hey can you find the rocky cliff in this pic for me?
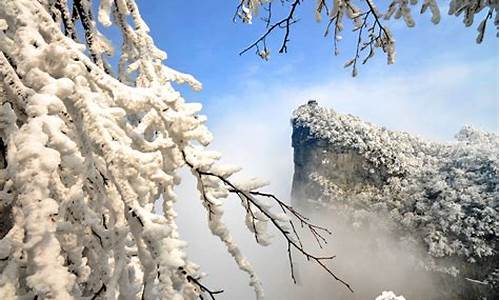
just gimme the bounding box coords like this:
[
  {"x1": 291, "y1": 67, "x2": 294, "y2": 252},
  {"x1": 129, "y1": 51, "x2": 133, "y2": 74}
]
[
  {"x1": 290, "y1": 101, "x2": 499, "y2": 299},
  {"x1": 291, "y1": 101, "x2": 389, "y2": 202}
]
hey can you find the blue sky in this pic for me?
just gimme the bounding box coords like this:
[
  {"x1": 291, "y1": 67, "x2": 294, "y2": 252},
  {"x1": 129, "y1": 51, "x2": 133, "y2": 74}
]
[{"x1": 134, "y1": 2, "x2": 498, "y2": 299}]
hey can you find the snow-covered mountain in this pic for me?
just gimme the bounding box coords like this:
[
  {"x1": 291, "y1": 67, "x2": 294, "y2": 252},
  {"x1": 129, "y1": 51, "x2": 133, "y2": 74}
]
[{"x1": 291, "y1": 101, "x2": 499, "y2": 299}]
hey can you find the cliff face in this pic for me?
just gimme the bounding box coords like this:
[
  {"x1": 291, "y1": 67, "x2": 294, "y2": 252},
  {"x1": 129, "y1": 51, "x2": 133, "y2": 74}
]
[
  {"x1": 290, "y1": 101, "x2": 499, "y2": 299},
  {"x1": 291, "y1": 112, "x2": 387, "y2": 203},
  {"x1": 291, "y1": 100, "x2": 409, "y2": 204}
]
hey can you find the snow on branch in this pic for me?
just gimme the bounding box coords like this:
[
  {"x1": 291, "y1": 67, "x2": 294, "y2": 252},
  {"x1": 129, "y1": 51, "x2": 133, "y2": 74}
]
[
  {"x1": 235, "y1": 0, "x2": 499, "y2": 75},
  {"x1": 182, "y1": 150, "x2": 353, "y2": 292},
  {"x1": 239, "y1": 0, "x2": 302, "y2": 59}
]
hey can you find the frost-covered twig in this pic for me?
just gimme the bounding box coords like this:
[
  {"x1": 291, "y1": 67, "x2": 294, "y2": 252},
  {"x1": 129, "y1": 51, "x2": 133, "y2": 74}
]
[
  {"x1": 239, "y1": 0, "x2": 302, "y2": 59},
  {"x1": 183, "y1": 151, "x2": 353, "y2": 292},
  {"x1": 236, "y1": 0, "x2": 498, "y2": 75},
  {"x1": 180, "y1": 267, "x2": 224, "y2": 300},
  {"x1": 53, "y1": 0, "x2": 78, "y2": 40}
]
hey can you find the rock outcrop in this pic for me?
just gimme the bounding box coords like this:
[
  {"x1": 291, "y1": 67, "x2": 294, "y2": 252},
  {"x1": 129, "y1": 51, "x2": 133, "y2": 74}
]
[{"x1": 290, "y1": 101, "x2": 499, "y2": 299}]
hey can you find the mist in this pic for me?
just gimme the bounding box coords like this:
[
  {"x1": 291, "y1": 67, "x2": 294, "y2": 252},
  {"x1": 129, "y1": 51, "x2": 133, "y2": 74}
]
[{"x1": 172, "y1": 169, "x2": 442, "y2": 300}]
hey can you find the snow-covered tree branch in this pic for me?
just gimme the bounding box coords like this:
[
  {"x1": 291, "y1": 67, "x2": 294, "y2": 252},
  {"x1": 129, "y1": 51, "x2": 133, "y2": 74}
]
[
  {"x1": 236, "y1": 0, "x2": 499, "y2": 75},
  {"x1": 0, "y1": 1, "x2": 349, "y2": 299}
]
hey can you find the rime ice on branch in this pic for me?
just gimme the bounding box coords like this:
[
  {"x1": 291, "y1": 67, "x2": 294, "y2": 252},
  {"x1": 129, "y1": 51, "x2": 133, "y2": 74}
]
[
  {"x1": 0, "y1": 1, "x2": 348, "y2": 299},
  {"x1": 236, "y1": 0, "x2": 499, "y2": 76}
]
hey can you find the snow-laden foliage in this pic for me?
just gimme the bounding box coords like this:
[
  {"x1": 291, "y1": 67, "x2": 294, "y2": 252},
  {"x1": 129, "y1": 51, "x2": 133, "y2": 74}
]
[
  {"x1": 0, "y1": 1, "x2": 348, "y2": 299},
  {"x1": 236, "y1": 0, "x2": 499, "y2": 76},
  {"x1": 292, "y1": 102, "x2": 499, "y2": 296}
]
